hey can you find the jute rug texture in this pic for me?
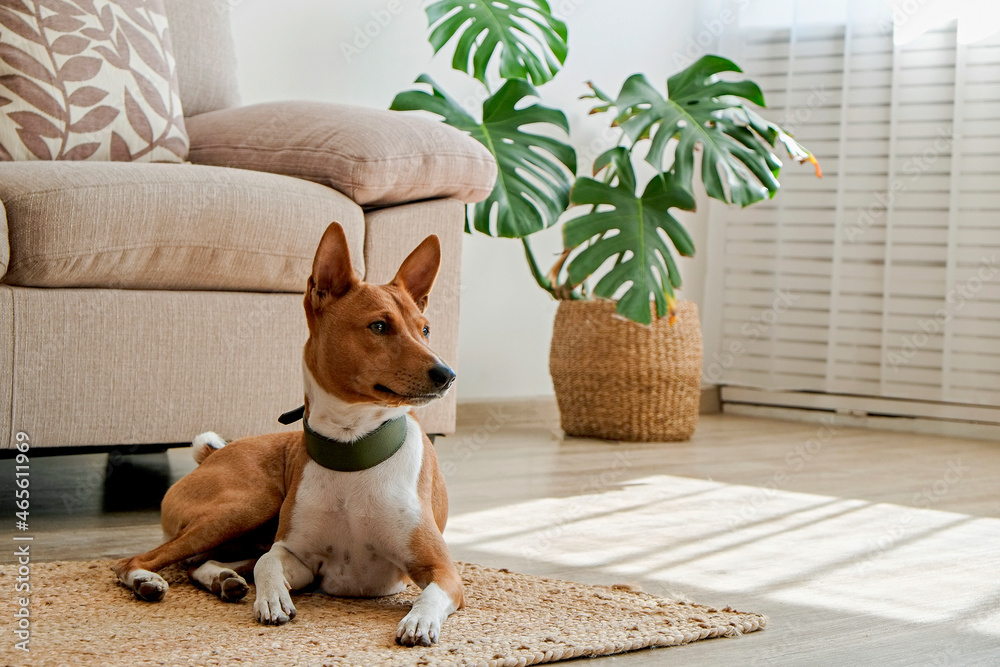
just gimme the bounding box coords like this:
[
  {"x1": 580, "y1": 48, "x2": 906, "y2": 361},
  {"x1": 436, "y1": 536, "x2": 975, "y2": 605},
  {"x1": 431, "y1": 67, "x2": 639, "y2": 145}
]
[{"x1": 0, "y1": 560, "x2": 765, "y2": 666}]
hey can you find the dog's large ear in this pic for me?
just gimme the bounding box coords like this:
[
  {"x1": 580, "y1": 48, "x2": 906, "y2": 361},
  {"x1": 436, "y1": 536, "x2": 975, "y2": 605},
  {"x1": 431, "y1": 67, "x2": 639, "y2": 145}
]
[
  {"x1": 392, "y1": 235, "x2": 441, "y2": 312},
  {"x1": 309, "y1": 222, "x2": 358, "y2": 308}
]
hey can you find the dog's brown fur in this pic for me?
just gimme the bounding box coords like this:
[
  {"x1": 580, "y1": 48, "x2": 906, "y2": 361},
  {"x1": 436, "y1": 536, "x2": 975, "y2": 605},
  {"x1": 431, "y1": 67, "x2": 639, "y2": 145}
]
[{"x1": 113, "y1": 222, "x2": 462, "y2": 644}]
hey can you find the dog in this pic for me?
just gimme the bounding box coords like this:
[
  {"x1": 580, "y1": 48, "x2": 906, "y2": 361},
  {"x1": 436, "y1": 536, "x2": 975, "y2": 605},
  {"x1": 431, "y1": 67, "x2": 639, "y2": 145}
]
[{"x1": 113, "y1": 222, "x2": 463, "y2": 646}]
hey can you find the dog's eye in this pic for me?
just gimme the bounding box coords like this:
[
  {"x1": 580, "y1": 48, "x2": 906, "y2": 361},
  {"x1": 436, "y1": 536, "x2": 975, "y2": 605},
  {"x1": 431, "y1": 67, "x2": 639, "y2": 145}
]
[
  {"x1": 369, "y1": 321, "x2": 388, "y2": 335},
  {"x1": 422, "y1": 325, "x2": 430, "y2": 338}
]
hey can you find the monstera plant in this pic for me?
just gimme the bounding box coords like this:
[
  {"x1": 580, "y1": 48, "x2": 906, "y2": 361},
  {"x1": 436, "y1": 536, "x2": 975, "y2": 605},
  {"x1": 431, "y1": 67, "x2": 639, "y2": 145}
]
[
  {"x1": 550, "y1": 65, "x2": 820, "y2": 324},
  {"x1": 391, "y1": 0, "x2": 820, "y2": 441},
  {"x1": 391, "y1": 0, "x2": 817, "y2": 324},
  {"x1": 391, "y1": 0, "x2": 576, "y2": 287}
]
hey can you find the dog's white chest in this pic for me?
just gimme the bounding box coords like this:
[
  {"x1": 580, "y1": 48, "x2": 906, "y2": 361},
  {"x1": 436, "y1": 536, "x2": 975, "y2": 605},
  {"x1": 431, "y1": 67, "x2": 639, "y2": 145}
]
[{"x1": 279, "y1": 419, "x2": 424, "y2": 597}]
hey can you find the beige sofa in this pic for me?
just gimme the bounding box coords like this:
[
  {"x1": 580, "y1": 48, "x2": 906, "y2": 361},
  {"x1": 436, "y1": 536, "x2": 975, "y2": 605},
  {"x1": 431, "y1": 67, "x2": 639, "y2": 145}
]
[{"x1": 0, "y1": 1, "x2": 496, "y2": 451}]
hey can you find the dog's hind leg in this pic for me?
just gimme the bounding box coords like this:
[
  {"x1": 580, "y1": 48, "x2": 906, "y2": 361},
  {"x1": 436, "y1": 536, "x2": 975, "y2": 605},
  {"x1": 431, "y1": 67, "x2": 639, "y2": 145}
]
[
  {"x1": 112, "y1": 520, "x2": 239, "y2": 601},
  {"x1": 112, "y1": 508, "x2": 276, "y2": 602},
  {"x1": 113, "y1": 434, "x2": 290, "y2": 601},
  {"x1": 188, "y1": 559, "x2": 255, "y2": 602}
]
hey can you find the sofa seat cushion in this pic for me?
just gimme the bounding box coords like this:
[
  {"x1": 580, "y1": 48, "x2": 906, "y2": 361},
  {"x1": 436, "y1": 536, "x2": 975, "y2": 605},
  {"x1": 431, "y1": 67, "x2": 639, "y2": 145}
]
[{"x1": 0, "y1": 162, "x2": 364, "y2": 291}]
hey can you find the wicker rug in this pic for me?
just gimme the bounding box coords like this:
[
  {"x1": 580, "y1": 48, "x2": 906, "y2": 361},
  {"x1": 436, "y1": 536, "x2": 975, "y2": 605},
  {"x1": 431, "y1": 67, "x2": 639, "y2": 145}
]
[{"x1": 0, "y1": 560, "x2": 766, "y2": 666}]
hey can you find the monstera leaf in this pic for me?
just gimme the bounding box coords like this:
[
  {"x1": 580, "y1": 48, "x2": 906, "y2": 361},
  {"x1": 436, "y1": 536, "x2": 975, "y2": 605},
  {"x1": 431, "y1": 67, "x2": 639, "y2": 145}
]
[
  {"x1": 607, "y1": 55, "x2": 818, "y2": 207},
  {"x1": 557, "y1": 155, "x2": 696, "y2": 325},
  {"x1": 426, "y1": 0, "x2": 568, "y2": 86},
  {"x1": 391, "y1": 75, "x2": 576, "y2": 238}
]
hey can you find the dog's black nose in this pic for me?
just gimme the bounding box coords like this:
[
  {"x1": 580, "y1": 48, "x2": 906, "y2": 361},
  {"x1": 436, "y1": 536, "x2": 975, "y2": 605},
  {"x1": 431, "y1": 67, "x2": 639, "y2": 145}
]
[{"x1": 428, "y1": 363, "x2": 456, "y2": 391}]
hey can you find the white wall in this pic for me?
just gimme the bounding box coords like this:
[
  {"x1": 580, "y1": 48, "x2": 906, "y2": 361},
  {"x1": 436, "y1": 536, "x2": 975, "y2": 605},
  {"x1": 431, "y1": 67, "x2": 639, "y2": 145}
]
[{"x1": 229, "y1": 0, "x2": 707, "y2": 401}]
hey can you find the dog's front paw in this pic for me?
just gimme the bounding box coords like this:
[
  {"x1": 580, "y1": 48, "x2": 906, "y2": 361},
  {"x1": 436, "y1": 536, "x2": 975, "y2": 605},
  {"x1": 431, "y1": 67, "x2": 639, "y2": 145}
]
[
  {"x1": 396, "y1": 609, "x2": 440, "y2": 646},
  {"x1": 253, "y1": 585, "x2": 296, "y2": 625}
]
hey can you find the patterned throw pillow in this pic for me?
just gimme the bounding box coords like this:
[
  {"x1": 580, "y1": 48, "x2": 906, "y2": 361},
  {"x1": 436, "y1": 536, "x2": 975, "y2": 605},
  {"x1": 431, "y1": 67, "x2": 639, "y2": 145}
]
[{"x1": 0, "y1": 0, "x2": 188, "y2": 162}]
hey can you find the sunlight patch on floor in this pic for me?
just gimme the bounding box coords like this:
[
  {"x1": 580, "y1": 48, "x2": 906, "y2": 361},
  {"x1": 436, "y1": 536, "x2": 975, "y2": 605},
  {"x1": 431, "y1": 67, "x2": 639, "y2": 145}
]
[{"x1": 446, "y1": 475, "x2": 1000, "y2": 633}]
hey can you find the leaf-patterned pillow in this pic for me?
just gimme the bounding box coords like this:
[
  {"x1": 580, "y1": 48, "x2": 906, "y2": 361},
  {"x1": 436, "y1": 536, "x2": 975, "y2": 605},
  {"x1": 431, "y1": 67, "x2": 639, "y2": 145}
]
[{"x1": 0, "y1": 0, "x2": 188, "y2": 162}]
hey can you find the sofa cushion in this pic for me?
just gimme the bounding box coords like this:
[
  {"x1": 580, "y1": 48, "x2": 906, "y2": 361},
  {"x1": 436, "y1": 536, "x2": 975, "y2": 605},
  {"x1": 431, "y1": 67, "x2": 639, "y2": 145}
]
[
  {"x1": 0, "y1": 0, "x2": 189, "y2": 162},
  {"x1": 0, "y1": 162, "x2": 365, "y2": 291},
  {"x1": 162, "y1": 0, "x2": 240, "y2": 116},
  {"x1": 185, "y1": 101, "x2": 498, "y2": 207}
]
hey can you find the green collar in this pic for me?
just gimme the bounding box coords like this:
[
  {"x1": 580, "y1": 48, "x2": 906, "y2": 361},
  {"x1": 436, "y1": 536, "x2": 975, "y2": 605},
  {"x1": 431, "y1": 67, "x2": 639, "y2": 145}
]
[{"x1": 279, "y1": 405, "x2": 408, "y2": 472}]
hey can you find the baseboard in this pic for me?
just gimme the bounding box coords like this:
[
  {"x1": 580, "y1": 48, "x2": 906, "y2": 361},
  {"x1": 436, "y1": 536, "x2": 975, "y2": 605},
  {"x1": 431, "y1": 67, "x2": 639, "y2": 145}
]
[
  {"x1": 721, "y1": 386, "x2": 1000, "y2": 442},
  {"x1": 723, "y1": 403, "x2": 1000, "y2": 441},
  {"x1": 453, "y1": 386, "x2": 996, "y2": 441},
  {"x1": 455, "y1": 397, "x2": 561, "y2": 430},
  {"x1": 456, "y1": 386, "x2": 721, "y2": 431},
  {"x1": 699, "y1": 385, "x2": 721, "y2": 414},
  {"x1": 721, "y1": 386, "x2": 1000, "y2": 424}
]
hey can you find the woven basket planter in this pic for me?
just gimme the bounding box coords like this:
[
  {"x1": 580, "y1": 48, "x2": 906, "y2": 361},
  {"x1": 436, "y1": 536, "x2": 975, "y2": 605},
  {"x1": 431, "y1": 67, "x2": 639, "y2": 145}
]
[{"x1": 549, "y1": 299, "x2": 703, "y2": 442}]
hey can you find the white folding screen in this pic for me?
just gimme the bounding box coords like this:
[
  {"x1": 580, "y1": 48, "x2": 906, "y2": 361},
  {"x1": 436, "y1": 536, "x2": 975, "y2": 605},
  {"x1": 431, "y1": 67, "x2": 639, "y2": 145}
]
[{"x1": 705, "y1": 3, "x2": 1000, "y2": 418}]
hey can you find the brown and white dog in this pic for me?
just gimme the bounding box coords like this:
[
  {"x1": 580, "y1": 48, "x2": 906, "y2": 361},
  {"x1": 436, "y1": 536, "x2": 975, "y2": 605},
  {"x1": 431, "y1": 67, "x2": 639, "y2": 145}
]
[{"x1": 113, "y1": 222, "x2": 463, "y2": 646}]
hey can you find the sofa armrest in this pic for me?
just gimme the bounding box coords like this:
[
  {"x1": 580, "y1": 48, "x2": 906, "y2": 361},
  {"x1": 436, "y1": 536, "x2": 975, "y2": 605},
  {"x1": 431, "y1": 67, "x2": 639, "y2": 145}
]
[{"x1": 185, "y1": 101, "x2": 497, "y2": 208}]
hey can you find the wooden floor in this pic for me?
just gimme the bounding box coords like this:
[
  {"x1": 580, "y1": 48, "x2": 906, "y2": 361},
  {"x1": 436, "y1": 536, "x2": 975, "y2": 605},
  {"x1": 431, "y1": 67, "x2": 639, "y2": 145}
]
[{"x1": 3, "y1": 402, "x2": 998, "y2": 666}]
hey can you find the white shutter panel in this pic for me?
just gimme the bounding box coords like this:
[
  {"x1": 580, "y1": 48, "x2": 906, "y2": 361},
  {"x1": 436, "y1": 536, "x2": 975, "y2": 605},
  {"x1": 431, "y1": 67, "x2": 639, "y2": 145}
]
[
  {"x1": 947, "y1": 31, "x2": 1000, "y2": 407},
  {"x1": 877, "y1": 26, "x2": 956, "y2": 403},
  {"x1": 706, "y1": 6, "x2": 1000, "y2": 427},
  {"x1": 708, "y1": 24, "x2": 853, "y2": 392}
]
